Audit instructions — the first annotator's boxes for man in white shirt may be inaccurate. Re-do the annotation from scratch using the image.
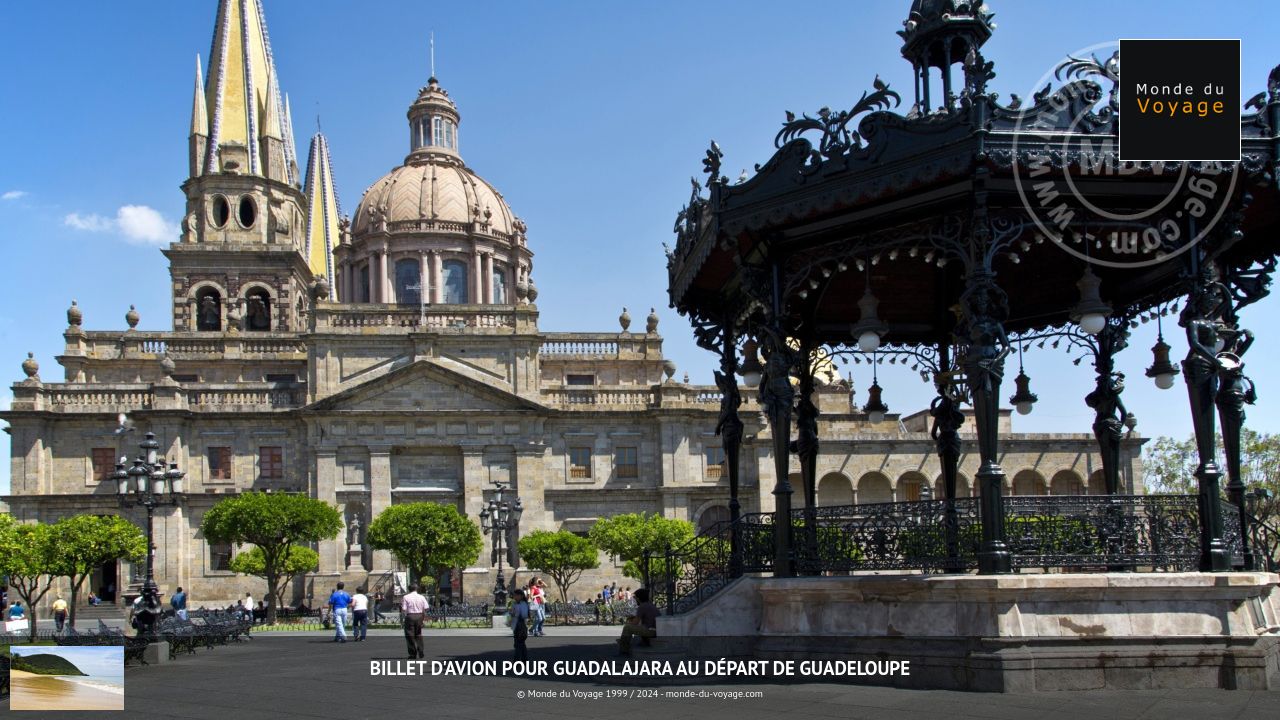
[400,584,429,659]
[241,593,254,622]
[351,587,370,642]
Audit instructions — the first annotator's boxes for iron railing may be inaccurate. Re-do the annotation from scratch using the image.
[655,493,1258,614]
[1244,512,1280,572]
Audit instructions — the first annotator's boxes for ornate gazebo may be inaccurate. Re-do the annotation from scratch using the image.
[659,4,1280,689]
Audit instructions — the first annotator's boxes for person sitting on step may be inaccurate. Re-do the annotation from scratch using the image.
[617,588,658,655]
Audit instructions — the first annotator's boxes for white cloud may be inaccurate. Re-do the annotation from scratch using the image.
[64,212,115,232]
[116,205,178,244]
[63,205,178,245]
[1,190,27,200]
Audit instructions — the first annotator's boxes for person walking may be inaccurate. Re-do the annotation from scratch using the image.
[351,586,369,642]
[400,583,428,659]
[527,578,547,637]
[328,582,352,643]
[241,593,254,622]
[371,591,386,623]
[52,596,69,632]
[170,587,188,621]
[509,589,530,662]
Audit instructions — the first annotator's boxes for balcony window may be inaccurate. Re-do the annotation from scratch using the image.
[615,447,638,478]
[91,448,117,482]
[443,259,468,304]
[259,446,283,480]
[208,446,233,481]
[569,447,592,479]
[705,446,725,479]
[395,258,422,306]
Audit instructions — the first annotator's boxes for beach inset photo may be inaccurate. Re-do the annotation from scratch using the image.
[8,645,124,711]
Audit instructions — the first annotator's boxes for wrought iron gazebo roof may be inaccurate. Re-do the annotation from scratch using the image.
[667,7,1280,345]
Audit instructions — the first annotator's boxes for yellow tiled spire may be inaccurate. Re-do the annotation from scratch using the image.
[201,0,297,184]
[304,132,341,297]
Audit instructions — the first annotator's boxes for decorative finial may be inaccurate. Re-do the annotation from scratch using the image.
[67,300,83,327]
[646,308,659,334]
[21,352,39,380]
[662,359,676,382]
[160,354,177,377]
[682,372,690,384]
[527,282,539,303]
[430,31,436,81]
[619,307,631,332]
[125,305,140,329]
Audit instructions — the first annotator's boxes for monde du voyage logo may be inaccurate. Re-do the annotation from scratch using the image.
[1013,39,1242,268]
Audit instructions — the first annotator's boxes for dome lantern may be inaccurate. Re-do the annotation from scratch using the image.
[407,76,461,161]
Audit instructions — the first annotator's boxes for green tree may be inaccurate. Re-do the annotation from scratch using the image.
[1145,431,1280,568]
[52,515,147,628]
[0,517,60,642]
[367,503,483,593]
[229,545,319,612]
[1144,430,1280,495]
[588,512,694,584]
[517,530,599,603]
[200,492,342,623]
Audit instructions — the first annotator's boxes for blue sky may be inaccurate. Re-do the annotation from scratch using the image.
[2,1,1279,494]
[12,646,124,678]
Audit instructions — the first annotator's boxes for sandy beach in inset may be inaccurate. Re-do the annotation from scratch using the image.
[9,668,125,711]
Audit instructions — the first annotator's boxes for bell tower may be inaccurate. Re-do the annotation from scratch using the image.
[167,0,311,333]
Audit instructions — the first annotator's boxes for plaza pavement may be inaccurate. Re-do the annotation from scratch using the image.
[3,625,1278,719]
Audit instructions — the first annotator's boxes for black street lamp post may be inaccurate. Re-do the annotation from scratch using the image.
[110,431,185,638]
[479,480,522,607]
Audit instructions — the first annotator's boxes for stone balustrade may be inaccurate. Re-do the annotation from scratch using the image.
[540,383,754,411]
[314,304,522,332]
[10,382,304,413]
[540,340,621,357]
[65,331,307,360]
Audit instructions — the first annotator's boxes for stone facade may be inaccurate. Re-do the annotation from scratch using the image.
[0,0,1144,611]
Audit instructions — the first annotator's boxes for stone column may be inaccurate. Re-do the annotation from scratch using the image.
[386,250,396,303]
[461,446,490,602]
[482,253,494,304]
[315,448,345,574]
[473,251,483,304]
[419,251,429,305]
[369,448,393,571]
[379,248,390,303]
[431,252,443,304]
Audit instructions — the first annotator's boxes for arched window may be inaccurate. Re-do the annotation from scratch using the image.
[697,506,731,534]
[358,263,371,303]
[1051,471,1086,496]
[244,288,271,332]
[395,258,421,305]
[856,472,893,504]
[442,259,468,304]
[898,471,929,502]
[1012,470,1047,496]
[432,116,444,148]
[817,473,853,506]
[492,265,507,304]
[195,287,222,331]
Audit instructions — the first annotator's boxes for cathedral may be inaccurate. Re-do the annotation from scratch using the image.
[1,0,1144,607]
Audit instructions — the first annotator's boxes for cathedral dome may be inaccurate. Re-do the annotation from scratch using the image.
[352,158,520,240]
[351,77,524,244]
[335,76,533,306]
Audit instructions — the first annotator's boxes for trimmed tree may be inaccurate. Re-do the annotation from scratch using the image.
[52,514,147,628]
[0,517,61,642]
[200,492,343,624]
[367,503,483,594]
[228,545,320,613]
[588,512,694,584]
[517,529,599,603]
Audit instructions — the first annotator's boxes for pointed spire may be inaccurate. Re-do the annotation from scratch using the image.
[201,0,290,180]
[282,93,299,186]
[191,55,208,138]
[262,71,282,140]
[304,132,342,298]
